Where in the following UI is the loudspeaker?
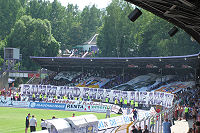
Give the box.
[128,8,142,22]
[168,26,179,37]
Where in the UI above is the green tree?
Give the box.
[0,0,24,39]
[7,15,60,70]
[81,5,103,42]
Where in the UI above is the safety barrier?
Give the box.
[115,101,178,133]
[131,102,176,133]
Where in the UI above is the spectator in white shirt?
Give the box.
[30,115,37,132]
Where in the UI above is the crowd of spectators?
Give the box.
[149,75,194,91]
[41,70,138,89]
[130,84,200,133]
[173,86,200,133]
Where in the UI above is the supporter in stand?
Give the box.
[39,94,42,102]
[120,97,123,107]
[123,98,128,109]
[163,118,171,133]
[150,118,155,132]
[137,126,142,133]
[32,93,35,102]
[131,125,138,133]
[87,94,90,101]
[185,105,189,121]
[143,125,149,133]
[105,96,109,103]
[114,98,118,105]
[15,92,19,100]
[12,93,15,101]
[44,94,47,100]
[74,96,78,100]
[130,99,134,109]
[18,94,21,101]
[178,106,184,120]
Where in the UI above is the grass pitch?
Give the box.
[0,107,120,133]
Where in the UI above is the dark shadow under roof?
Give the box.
[30,53,200,71]
[126,0,200,44]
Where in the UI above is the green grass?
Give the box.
[0,107,120,133]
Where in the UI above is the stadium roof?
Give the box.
[125,0,200,44]
[30,53,200,71]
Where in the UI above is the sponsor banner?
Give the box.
[0,97,120,113]
[29,102,66,110]
[0,96,30,107]
[12,101,30,108]
[21,84,174,107]
[44,99,121,113]
[98,115,131,130]
[0,96,12,106]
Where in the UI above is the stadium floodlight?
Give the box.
[168,26,179,37]
[178,0,195,7]
[128,8,142,22]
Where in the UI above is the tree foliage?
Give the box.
[7,15,60,70]
[0,0,199,71]
[97,0,200,57]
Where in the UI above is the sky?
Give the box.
[49,0,112,10]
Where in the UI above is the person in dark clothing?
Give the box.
[25,113,30,133]
[138,126,142,133]
[143,125,149,133]
[132,125,138,133]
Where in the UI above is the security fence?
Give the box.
[116,101,178,133]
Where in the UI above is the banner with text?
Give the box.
[20,84,174,107]
[43,99,121,113]
[98,115,131,130]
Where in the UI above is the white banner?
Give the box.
[0,96,30,107]
[98,115,131,130]
[20,84,174,107]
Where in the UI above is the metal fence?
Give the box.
[129,102,177,133]
[115,101,178,133]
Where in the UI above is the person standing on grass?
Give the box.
[30,115,37,132]
[25,113,30,133]
[72,113,75,117]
